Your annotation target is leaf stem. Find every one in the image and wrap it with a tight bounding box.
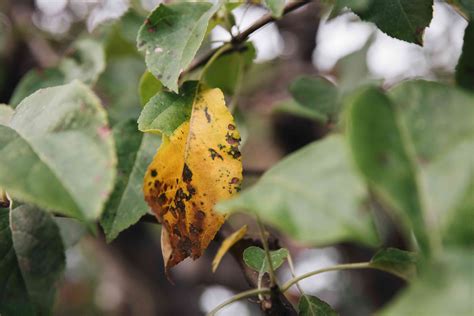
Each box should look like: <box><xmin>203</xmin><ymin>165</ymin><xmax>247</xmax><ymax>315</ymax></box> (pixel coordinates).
<box><xmin>182</xmin><ymin>0</ymin><xmax>311</xmax><ymax>77</ymax></box>
<box><xmin>198</xmin><ymin>43</ymin><xmax>233</xmax><ymax>83</ymax></box>
<box><xmin>207</xmin><ymin>287</ymin><xmax>271</xmax><ymax>316</ymax></box>
<box><xmin>280</xmin><ymin>262</ymin><xmax>372</xmax><ymax>293</ymax></box>
<box><xmin>256</xmin><ymin>215</ymin><xmax>277</xmax><ymax>286</ymax></box>
<box><xmin>287</xmin><ymin>253</ymin><xmax>305</xmax><ymax>296</ymax></box>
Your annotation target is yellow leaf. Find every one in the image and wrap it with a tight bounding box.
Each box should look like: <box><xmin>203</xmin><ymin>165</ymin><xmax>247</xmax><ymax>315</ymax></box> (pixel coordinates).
<box><xmin>212</xmin><ymin>225</ymin><xmax>248</xmax><ymax>273</ymax></box>
<box><xmin>144</xmin><ymin>87</ymin><xmax>242</xmax><ymax>271</ymax></box>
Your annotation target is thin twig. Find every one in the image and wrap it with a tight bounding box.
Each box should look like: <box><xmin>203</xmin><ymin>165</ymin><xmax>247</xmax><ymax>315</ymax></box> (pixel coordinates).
<box><xmin>207</xmin><ymin>287</ymin><xmax>271</xmax><ymax>316</ymax></box>
<box><xmin>256</xmin><ymin>215</ymin><xmax>278</xmax><ymax>286</ymax></box>
<box><xmin>182</xmin><ymin>0</ymin><xmax>312</xmax><ymax>77</ymax></box>
<box><xmin>280</xmin><ymin>262</ymin><xmax>372</xmax><ymax>293</ymax></box>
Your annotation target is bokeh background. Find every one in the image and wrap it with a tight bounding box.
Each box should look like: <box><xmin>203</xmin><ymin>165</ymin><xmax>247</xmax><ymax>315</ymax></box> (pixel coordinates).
<box><xmin>0</xmin><ymin>0</ymin><xmax>468</xmax><ymax>315</ymax></box>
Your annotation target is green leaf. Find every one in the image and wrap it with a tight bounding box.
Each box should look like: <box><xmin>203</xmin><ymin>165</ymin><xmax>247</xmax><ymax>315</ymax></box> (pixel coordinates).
<box><xmin>335</xmin><ymin>36</ymin><xmax>375</xmax><ymax>94</ymax></box>
<box><xmin>370</xmin><ymin>248</ymin><xmax>417</xmax><ymax>281</ymax></box>
<box><xmin>243</xmin><ymin>246</ymin><xmax>288</xmax><ymax>273</ymax></box>
<box><xmin>346</xmin><ymin>86</ymin><xmax>429</xmax><ymax>254</ymax></box>
<box><xmin>0</xmin><ymin>81</ymin><xmax>116</xmax><ymax>221</ymax></box>
<box><xmin>54</xmin><ymin>217</ymin><xmax>86</xmax><ymax>248</ymax></box>
<box><xmin>380</xmin><ymin>250</ymin><xmax>473</xmax><ymax>316</ymax></box>
<box><xmin>285</xmin><ymin>76</ymin><xmax>339</xmax><ymax>122</ymax></box>
<box><xmin>0</xmin><ymin>104</ymin><xmax>13</xmax><ymax>125</ymax></box>
<box><xmin>204</xmin><ymin>43</ymin><xmax>256</xmax><ymax>95</ymax></box>
<box><xmin>139</xmin><ymin>71</ymin><xmax>163</xmax><ymax>106</ymax></box>
<box><xmin>331</xmin><ymin>0</ymin><xmax>372</xmax><ymax>18</ymax></box>
<box><xmin>95</xmin><ymin>56</ymin><xmax>145</xmax><ymax>125</ymax></box>
<box><xmin>354</xmin><ymin>0</ymin><xmax>433</xmax><ymax>45</ymax></box>
<box><xmin>456</xmin><ymin>22</ymin><xmax>474</xmax><ymax>91</ymax></box>
<box><xmin>274</xmin><ymin>99</ymin><xmax>327</xmax><ymax>122</ymax></box>
<box><xmin>9</xmin><ymin>68</ymin><xmax>65</xmax><ymax>108</ymax></box>
<box><xmin>101</xmin><ymin>120</ymin><xmax>161</xmax><ymax>242</ymax></box>
<box><xmin>452</xmin><ymin>0</ymin><xmax>474</xmax><ymax>18</ymax></box>
<box><xmin>264</xmin><ymin>0</ymin><xmax>286</xmax><ymax>18</ymax></box>
<box><xmin>137</xmin><ymin>2</ymin><xmax>218</xmax><ymax>92</ymax></box>
<box><xmin>0</xmin><ymin>205</ymin><xmax>65</xmax><ymax>316</ymax></box>
<box><xmin>388</xmin><ymin>81</ymin><xmax>474</xmax><ymax>248</ymax></box>
<box><xmin>218</xmin><ymin>135</ymin><xmax>379</xmax><ymax>247</ymax></box>
<box><xmin>9</xmin><ymin>39</ymin><xmax>105</xmax><ymax>107</ymax></box>
<box><xmin>104</xmin><ymin>12</ymin><xmax>143</xmax><ymax>60</ymax></box>
<box><xmin>298</xmin><ymin>295</ymin><xmax>338</xmax><ymax>316</ymax></box>
<box><xmin>138</xmin><ymin>81</ymin><xmax>198</xmax><ymax>136</ymax></box>
<box><xmin>59</xmin><ymin>38</ymin><xmax>105</xmax><ymax>85</ymax></box>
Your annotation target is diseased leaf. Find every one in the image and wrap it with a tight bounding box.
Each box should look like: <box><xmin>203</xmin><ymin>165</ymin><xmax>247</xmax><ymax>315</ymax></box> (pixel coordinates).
<box><xmin>298</xmin><ymin>295</ymin><xmax>338</xmax><ymax>316</ymax></box>
<box><xmin>204</xmin><ymin>43</ymin><xmax>256</xmax><ymax>95</ymax></box>
<box><xmin>139</xmin><ymin>71</ymin><xmax>163</xmax><ymax>106</ymax></box>
<box><xmin>9</xmin><ymin>69</ymin><xmax>65</xmax><ymax>108</ymax></box>
<box><xmin>218</xmin><ymin>135</ymin><xmax>379</xmax><ymax>247</ymax></box>
<box><xmin>264</xmin><ymin>0</ymin><xmax>286</xmax><ymax>18</ymax></box>
<box><xmin>0</xmin><ymin>81</ymin><xmax>116</xmax><ymax>221</ymax></box>
<box><xmin>346</xmin><ymin>86</ymin><xmax>430</xmax><ymax>254</ymax></box>
<box><xmin>456</xmin><ymin>22</ymin><xmax>474</xmax><ymax>91</ymax></box>
<box><xmin>101</xmin><ymin>120</ymin><xmax>161</xmax><ymax>242</ymax></box>
<box><xmin>0</xmin><ymin>104</ymin><xmax>13</xmax><ymax>125</ymax></box>
<box><xmin>59</xmin><ymin>38</ymin><xmax>105</xmax><ymax>85</ymax></box>
<box><xmin>143</xmin><ymin>87</ymin><xmax>242</xmax><ymax>270</ymax></box>
<box><xmin>0</xmin><ymin>205</ymin><xmax>65</xmax><ymax>316</ymax></box>
<box><xmin>380</xmin><ymin>250</ymin><xmax>473</xmax><ymax>316</ymax></box>
<box><xmin>137</xmin><ymin>2</ymin><xmax>219</xmax><ymax>92</ymax></box>
<box><xmin>370</xmin><ymin>248</ymin><xmax>417</xmax><ymax>281</ymax></box>
<box><xmin>352</xmin><ymin>0</ymin><xmax>433</xmax><ymax>45</ymax></box>
<box><xmin>212</xmin><ymin>225</ymin><xmax>247</xmax><ymax>272</ymax></box>
<box><xmin>138</xmin><ymin>81</ymin><xmax>198</xmax><ymax>136</ymax></box>
<box><xmin>243</xmin><ymin>246</ymin><xmax>288</xmax><ymax>273</ymax></box>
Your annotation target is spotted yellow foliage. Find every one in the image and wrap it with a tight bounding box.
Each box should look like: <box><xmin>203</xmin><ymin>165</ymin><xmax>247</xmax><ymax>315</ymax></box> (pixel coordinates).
<box><xmin>144</xmin><ymin>87</ymin><xmax>242</xmax><ymax>271</ymax></box>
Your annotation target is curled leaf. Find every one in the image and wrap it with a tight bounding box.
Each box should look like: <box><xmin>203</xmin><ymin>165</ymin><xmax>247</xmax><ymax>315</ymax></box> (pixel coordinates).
<box><xmin>144</xmin><ymin>87</ymin><xmax>242</xmax><ymax>271</ymax></box>
<box><xmin>212</xmin><ymin>225</ymin><xmax>248</xmax><ymax>272</ymax></box>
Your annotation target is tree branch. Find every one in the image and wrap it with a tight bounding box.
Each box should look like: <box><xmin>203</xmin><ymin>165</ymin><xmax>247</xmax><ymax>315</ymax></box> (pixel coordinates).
<box><xmin>181</xmin><ymin>0</ymin><xmax>312</xmax><ymax>77</ymax></box>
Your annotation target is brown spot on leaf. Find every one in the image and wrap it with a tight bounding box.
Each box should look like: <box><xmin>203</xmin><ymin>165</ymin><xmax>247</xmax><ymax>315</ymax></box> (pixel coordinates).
<box><xmin>208</xmin><ymin>148</ymin><xmax>224</xmax><ymax>160</ymax></box>
<box><xmin>204</xmin><ymin>107</ymin><xmax>211</xmax><ymax>123</ymax></box>
<box><xmin>182</xmin><ymin>164</ymin><xmax>193</xmax><ymax>182</ymax></box>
